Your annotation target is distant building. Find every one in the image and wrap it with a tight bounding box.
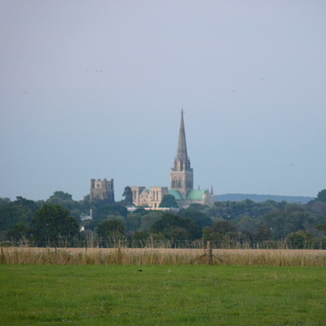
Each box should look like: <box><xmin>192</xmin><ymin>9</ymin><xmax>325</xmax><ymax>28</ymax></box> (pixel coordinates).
<box><xmin>130</xmin><ymin>111</ymin><xmax>214</xmax><ymax>209</ymax></box>
<box><xmin>80</xmin><ymin>209</ymin><xmax>93</xmax><ymax>221</ymax></box>
<box><xmin>90</xmin><ymin>178</ymin><xmax>114</xmax><ymax>202</ymax></box>
<box><xmin>130</xmin><ymin>186</ymin><xmax>169</xmax><ymax>209</ymax></box>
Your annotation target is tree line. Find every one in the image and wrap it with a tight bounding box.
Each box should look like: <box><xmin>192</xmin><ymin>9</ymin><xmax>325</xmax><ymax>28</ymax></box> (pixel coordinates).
<box><xmin>1</xmin><ymin>189</ymin><xmax>326</xmax><ymax>248</ymax></box>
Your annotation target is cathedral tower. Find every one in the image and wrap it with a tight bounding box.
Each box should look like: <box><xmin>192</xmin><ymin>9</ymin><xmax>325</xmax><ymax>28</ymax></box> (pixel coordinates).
<box><xmin>170</xmin><ymin>110</ymin><xmax>194</xmax><ymax>199</ymax></box>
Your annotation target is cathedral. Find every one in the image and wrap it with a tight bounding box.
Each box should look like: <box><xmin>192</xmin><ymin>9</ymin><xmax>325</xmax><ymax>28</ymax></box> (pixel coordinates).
<box><xmin>130</xmin><ymin>111</ymin><xmax>214</xmax><ymax>209</ymax></box>
<box><xmin>90</xmin><ymin>178</ymin><xmax>114</xmax><ymax>202</ymax></box>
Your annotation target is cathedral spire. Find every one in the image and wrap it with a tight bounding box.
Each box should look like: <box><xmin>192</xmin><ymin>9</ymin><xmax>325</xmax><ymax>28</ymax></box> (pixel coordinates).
<box><xmin>170</xmin><ymin>110</ymin><xmax>193</xmax><ymax>198</ymax></box>
<box><xmin>177</xmin><ymin>110</ymin><xmax>188</xmax><ymax>161</ymax></box>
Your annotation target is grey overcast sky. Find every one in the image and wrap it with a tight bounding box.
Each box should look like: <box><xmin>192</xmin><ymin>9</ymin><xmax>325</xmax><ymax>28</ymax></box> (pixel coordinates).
<box><xmin>1</xmin><ymin>1</ymin><xmax>326</xmax><ymax>201</ymax></box>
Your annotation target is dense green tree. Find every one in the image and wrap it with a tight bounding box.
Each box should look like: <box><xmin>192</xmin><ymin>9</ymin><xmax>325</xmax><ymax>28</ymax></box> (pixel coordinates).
<box><xmin>262</xmin><ymin>203</ymin><xmax>319</xmax><ymax>240</ymax></box>
<box><xmin>124</xmin><ymin>212</ymin><xmax>142</xmax><ymax>232</ymax></box>
<box><xmin>14</xmin><ymin>196</ymin><xmax>40</xmax><ymax>211</ymax></box>
<box><xmin>286</xmin><ymin>230</ymin><xmax>315</xmax><ymax>249</ymax></box>
<box><xmin>84</xmin><ymin>204</ymin><xmax>129</xmax><ymax>232</ymax></box>
<box><xmin>236</xmin><ymin>216</ymin><xmax>260</xmax><ymax>232</ymax></box>
<box><xmin>305</xmin><ymin>200</ymin><xmax>326</xmax><ymax>215</ymax></box>
<box><xmin>206</xmin><ymin>199</ymin><xmax>287</xmax><ymax>221</ymax></box>
<box><xmin>48</xmin><ymin>191</ymin><xmax>72</xmax><ymax>201</ymax></box>
<box><xmin>96</xmin><ymin>219</ymin><xmax>125</xmax><ymax>240</ymax></box>
<box><xmin>316</xmin><ymin>189</ymin><xmax>326</xmax><ymax>203</ymax></box>
<box><xmin>32</xmin><ymin>204</ymin><xmax>79</xmax><ymax>246</ymax></box>
<box><xmin>7</xmin><ymin>223</ymin><xmax>31</xmax><ymax>242</ymax></box>
<box><xmin>159</xmin><ymin>194</ymin><xmax>179</xmax><ymax>208</ymax></box>
<box><xmin>3</xmin><ymin>190</ymin><xmax>326</xmax><ymax>248</ymax></box>
<box><xmin>93</xmin><ymin>204</ymin><xmax>128</xmax><ymax>220</ymax></box>
<box><xmin>79</xmin><ymin>194</ymin><xmax>92</xmax><ymax>213</ymax></box>
<box><xmin>46</xmin><ymin>191</ymin><xmax>75</xmax><ymax>208</ymax></box>
<box><xmin>108</xmin><ymin>213</ymin><xmax>127</xmax><ymax>224</ymax></box>
<box><xmin>210</xmin><ymin>220</ymin><xmax>237</xmax><ymax>234</ymax></box>
<box><xmin>262</xmin><ymin>209</ymin><xmax>286</xmax><ymax>239</ymax></box>
<box><xmin>128</xmin><ymin>230</ymin><xmax>151</xmax><ymax>245</ymax></box>
<box><xmin>315</xmin><ymin>221</ymin><xmax>326</xmax><ymax>234</ymax></box>
<box><xmin>203</xmin><ymin>220</ymin><xmax>237</xmax><ymax>242</ymax></box>
<box><xmin>151</xmin><ymin>213</ymin><xmax>201</xmax><ymax>240</ymax></box>
<box><xmin>89</xmin><ymin>196</ymin><xmax>115</xmax><ymax>207</ymax></box>
<box><xmin>0</xmin><ymin>197</ymin><xmax>41</xmax><ymax>233</ymax></box>
<box><xmin>254</xmin><ymin>225</ymin><xmax>272</xmax><ymax>242</ymax></box>
<box><xmin>122</xmin><ymin>186</ymin><xmax>133</xmax><ymax>206</ymax></box>
<box><xmin>0</xmin><ymin>197</ymin><xmax>10</xmax><ymax>205</ymax></box>
<box><xmin>83</xmin><ymin>218</ymin><xmax>100</xmax><ymax>231</ymax></box>
<box><xmin>139</xmin><ymin>211</ymin><xmax>163</xmax><ymax>231</ymax></box>
<box><xmin>0</xmin><ymin>204</ymin><xmax>23</xmax><ymax>231</ymax></box>
<box><xmin>239</xmin><ymin>230</ymin><xmax>255</xmax><ymax>244</ymax></box>
<box><xmin>187</xmin><ymin>203</ymin><xmax>208</xmax><ymax>211</ymax></box>
<box><xmin>46</xmin><ymin>191</ymin><xmax>82</xmax><ymax>219</ymax></box>
<box><xmin>179</xmin><ymin>210</ymin><xmax>212</xmax><ymax>228</ymax></box>
<box><xmin>283</xmin><ymin>204</ymin><xmax>310</xmax><ymax>233</ymax></box>
<box><xmin>133</xmin><ymin>208</ymin><xmax>147</xmax><ymax>215</ymax></box>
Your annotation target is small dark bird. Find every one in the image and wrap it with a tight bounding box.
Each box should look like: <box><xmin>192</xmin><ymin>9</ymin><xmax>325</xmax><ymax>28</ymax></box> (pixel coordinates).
<box><xmin>138</xmin><ymin>269</ymin><xmax>143</xmax><ymax>272</ymax></box>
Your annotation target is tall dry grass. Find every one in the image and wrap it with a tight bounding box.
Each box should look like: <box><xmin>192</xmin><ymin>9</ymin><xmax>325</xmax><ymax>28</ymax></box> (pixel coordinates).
<box><xmin>1</xmin><ymin>247</ymin><xmax>326</xmax><ymax>266</ymax></box>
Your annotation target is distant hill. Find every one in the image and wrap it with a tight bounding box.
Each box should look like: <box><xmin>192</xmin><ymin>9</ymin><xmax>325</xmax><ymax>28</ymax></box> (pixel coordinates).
<box><xmin>214</xmin><ymin>193</ymin><xmax>314</xmax><ymax>204</ymax></box>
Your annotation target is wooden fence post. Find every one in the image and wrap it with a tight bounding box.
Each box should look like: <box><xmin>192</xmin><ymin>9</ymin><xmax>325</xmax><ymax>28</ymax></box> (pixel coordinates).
<box><xmin>207</xmin><ymin>241</ymin><xmax>213</xmax><ymax>265</ymax></box>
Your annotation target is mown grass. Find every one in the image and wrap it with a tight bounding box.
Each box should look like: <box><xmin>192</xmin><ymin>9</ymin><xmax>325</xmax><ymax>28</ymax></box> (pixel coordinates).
<box><xmin>1</xmin><ymin>264</ymin><xmax>325</xmax><ymax>325</ymax></box>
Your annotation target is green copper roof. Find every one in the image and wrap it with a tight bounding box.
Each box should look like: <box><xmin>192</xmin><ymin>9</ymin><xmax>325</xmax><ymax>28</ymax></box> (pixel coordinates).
<box><xmin>186</xmin><ymin>190</ymin><xmax>206</xmax><ymax>200</ymax></box>
<box><xmin>168</xmin><ymin>190</ymin><xmax>183</xmax><ymax>200</ymax></box>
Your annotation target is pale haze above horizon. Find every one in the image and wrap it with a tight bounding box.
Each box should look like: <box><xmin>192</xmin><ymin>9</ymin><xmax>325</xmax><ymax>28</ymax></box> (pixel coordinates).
<box><xmin>1</xmin><ymin>1</ymin><xmax>326</xmax><ymax>201</ymax></box>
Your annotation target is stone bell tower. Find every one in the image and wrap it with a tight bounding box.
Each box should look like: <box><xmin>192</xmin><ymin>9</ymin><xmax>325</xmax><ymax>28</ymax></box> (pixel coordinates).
<box><xmin>170</xmin><ymin>110</ymin><xmax>194</xmax><ymax>199</ymax></box>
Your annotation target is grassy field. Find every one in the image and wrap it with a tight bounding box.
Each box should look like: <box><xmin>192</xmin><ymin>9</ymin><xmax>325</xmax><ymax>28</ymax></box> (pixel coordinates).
<box><xmin>1</xmin><ymin>264</ymin><xmax>325</xmax><ymax>326</ymax></box>
<box><xmin>2</xmin><ymin>247</ymin><xmax>326</xmax><ymax>266</ymax></box>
